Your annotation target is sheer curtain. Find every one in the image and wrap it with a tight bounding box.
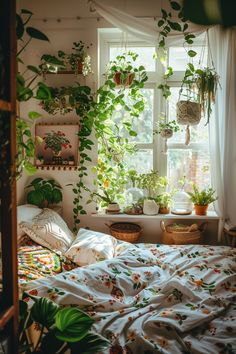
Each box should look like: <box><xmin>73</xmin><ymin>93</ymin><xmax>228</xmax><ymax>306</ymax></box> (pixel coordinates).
<box><xmin>208</xmin><ymin>26</ymin><xmax>236</xmax><ymax>238</ymax></box>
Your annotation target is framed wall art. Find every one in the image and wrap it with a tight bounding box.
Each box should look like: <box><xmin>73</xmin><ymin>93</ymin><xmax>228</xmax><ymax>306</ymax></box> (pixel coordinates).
<box><xmin>35</xmin><ymin>124</ymin><xmax>79</xmax><ymax>167</ymax></box>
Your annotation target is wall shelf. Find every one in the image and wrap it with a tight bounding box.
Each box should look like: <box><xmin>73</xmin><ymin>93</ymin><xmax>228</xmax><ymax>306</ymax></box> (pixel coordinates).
<box><xmin>91</xmin><ymin>210</ymin><xmax>220</xmax><ymax>220</ymax></box>
<box><xmin>36</xmin><ymin>165</ymin><xmax>78</xmax><ymax>171</ymax></box>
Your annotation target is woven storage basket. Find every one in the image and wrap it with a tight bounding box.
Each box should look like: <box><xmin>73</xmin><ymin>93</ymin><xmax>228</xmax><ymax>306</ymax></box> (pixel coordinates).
<box><xmin>107</xmin><ymin>222</ymin><xmax>142</xmax><ymax>243</ymax></box>
<box><xmin>161</xmin><ymin>221</ymin><xmax>206</xmax><ymax>245</ymax></box>
<box><xmin>176</xmin><ymin>100</ymin><xmax>201</xmax><ymax>126</ymax></box>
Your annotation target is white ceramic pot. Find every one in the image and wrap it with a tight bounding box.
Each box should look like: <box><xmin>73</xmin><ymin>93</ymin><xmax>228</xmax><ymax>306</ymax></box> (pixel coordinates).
<box><xmin>107</xmin><ymin>203</ymin><xmax>120</xmax><ymax>212</ymax></box>
<box><xmin>176</xmin><ymin>100</ymin><xmax>201</xmax><ymax>126</ymax></box>
<box><xmin>143</xmin><ymin>199</ymin><xmax>159</xmax><ymax>215</ymax></box>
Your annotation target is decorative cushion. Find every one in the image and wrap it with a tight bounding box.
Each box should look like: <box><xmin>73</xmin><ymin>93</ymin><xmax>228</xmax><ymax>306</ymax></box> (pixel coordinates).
<box><xmin>17</xmin><ymin>204</ymin><xmax>43</xmax><ymax>239</ymax></box>
<box><xmin>20</xmin><ymin>208</ymin><xmax>74</xmax><ymax>255</ymax></box>
<box><xmin>65</xmin><ymin>228</ymin><xmax>117</xmax><ymax>266</ymax></box>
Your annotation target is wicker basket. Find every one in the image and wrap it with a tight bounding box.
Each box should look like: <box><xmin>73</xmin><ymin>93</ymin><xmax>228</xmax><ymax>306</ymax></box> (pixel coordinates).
<box><xmin>160</xmin><ymin>221</ymin><xmax>207</xmax><ymax>245</ymax></box>
<box><xmin>106</xmin><ymin>222</ymin><xmax>142</xmax><ymax>243</ymax></box>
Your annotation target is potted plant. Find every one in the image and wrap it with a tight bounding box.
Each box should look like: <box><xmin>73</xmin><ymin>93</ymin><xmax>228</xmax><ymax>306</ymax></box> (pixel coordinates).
<box><xmin>124</xmin><ymin>202</ymin><xmax>143</xmax><ymax>215</ymax></box>
<box><xmin>40</xmin><ymin>84</ymin><xmax>93</xmax><ymax>116</ymax></box>
<box><xmin>43</xmin><ymin>130</ymin><xmax>71</xmax><ymax>158</ymax></box>
<box><xmin>194</xmin><ymin>67</ymin><xmax>220</xmax><ymax>124</ymax></box>
<box><xmin>19</xmin><ymin>296</ymin><xmax>109</xmax><ymax>353</ymax></box>
<box><xmin>126</xmin><ymin>169</ymin><xmax>144</xmax><ymax>205</ymax></box>
<box><xmin>106</xmin><ymin>51</ymin><xmax>148</xmax><ymax>87</ymax></box>
<box><xmin>156</xmin><ymin>192</ymin><xmax>173</xmax><ymax>214</ymax></box>
<box><xmin>187</xmin><ymin>184</ymin><xmax>217</xmax><ymax>215</ymax></box>
<box><xmin>25</xmin><ymin>177</ymin><xmax>63</xmax><ymax>208</ymax></box>
<box><xmin>90</xmin><ymin>190</ymin><xmax>120</xmax><ymax>213</ymax></box>
<box><xmin>154</xmin><ymin>114</ymin><xmax>180</xmax><ymax>139</ymax></box>
<box><xmin>137</xmin><ymin>171</ymin><xmax>168</xmax><ymax>215</ymax></box>
<box><xmin>58</xmin><ymin>41</ymin><xmax>92</xmax><ymax>76</ymax></box>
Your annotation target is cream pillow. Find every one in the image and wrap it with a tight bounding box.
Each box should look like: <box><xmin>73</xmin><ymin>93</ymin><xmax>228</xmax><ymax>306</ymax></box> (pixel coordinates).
<box><xmin>65</xmin><ymin>228</ymin><xmax>117</xmax><ymax>266</ymax></box>
<box><xmin>17</xmin><ymin>204</ymin><xmax>43</xmax><ymax>239</ymax></box>
<box><xmin>20</xmin><ymin>208</ymin><xmax>74</xmax><ymax>255</ymax></box>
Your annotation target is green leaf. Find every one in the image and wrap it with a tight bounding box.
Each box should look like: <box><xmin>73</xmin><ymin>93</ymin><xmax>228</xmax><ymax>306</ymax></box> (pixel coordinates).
<box><xmin>168</xmin><ymin>21</ymin><xmax>182</xmax><ymax>32</ymax></box>
<box><xmin>26</xmin><ymin>27</ymin><xmax>49</xmax><ymax>41</ymax></box>
<box><xmin>69</xmin><ymin>333</ymin><xmax>110</xmax><ymax>354</ymax></box>
<box><xmin>54</xmin><ymin>307</ymin><xmax>94</xmax><ymax>343</ymax></box>
<box><xmin>27</xmin><ymin>190</ymin><xmax>45</xmax><ymax>207</ymax></box>
<box><xmin>188</xmin><ymin>50</ymin><xmax>197</xmax><ymax>57</ymax></box>
<box><xmin>170</xmin><ymin>1</ymin><xmax>181</xmax><ymax>10</ymax></box>
<box><xmin>36</xmin><ymin>82</ymin><xmax>52</xmax><ymax>100</ymax></box>
<box><xmin>40</xmin><ymin>331</ymin><xmax>64</xmax><ymax>354</ymax></box>
<box><xmin>158</xmin><ymin>19</ymin><xmax>164</xmax><ymax>27</ymax></box>
<box><xmin>21</xmin><ymin>9</ymin><xmax>33</xmax><ymax>15</ymax></box>
<box><xmin>16</xmin><ymin>14</ymin><xmax>25</xmax><ymax>40</ymax></box>
<box><xmin>24</xmin><ymin>162</ymin><xmax>37</xmax><ymax>175</ymax></box>
<box><xmin>129</xmin><ymin>130</ymin><xmax>137</xmax><ymax>137</ymax></box>
<box><xmin>52</xmin><ymin>189</ymin><xmax>63</xmax><ymax>204</ymax></box>
<box><xmin>28</xmin><ymin>111</ymin><xmax>42</xmax><ymax>119</ymax></box>
<box><xmin>31</xmin><ymin>297</ymin><xmax>59</xmax><ymax>328</ymax></box>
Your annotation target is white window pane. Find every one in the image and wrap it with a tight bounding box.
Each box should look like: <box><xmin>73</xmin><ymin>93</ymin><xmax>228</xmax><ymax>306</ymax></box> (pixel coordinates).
<box><xmin>109</xmin><ymin>46</ymin><xmax>156</xmax><ymax>71</ymax></box>
<box><xmin>124</xmin><ymin>149</ymin><xmax>153</xmax><ymax>173</ymax></box>
<box><xmin>167</xmin><ymin>148</ymin><xmax>211</xmax><ymax>190</ymax></box>
<box><xmin>169</xmin><ymin>47</ymin><xmax>207</xmax><ymax>71</ymax></box>
<box><xmin>168</xmin><ymin>87</ymin><xmax>209</xmax><ymax>143</ymax></box>
<box><xmin>112</xmin><ymin>89</ymin><xmax>154</xmax><ymax>143</ymax></box>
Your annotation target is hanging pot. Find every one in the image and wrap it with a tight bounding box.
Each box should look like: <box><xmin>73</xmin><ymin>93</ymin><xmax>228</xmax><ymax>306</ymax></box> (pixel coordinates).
<box><xmin>160</xmin><ymin>128</ymin><xmax>173</xmax><ymax>139</ymax></box>
<box><xmin>176</xmin><ymin>100</ymin><xmax>201</xmax><ymax>126</ymax></box>
<box><xmin>113</xmin><ymin>72</ymin><xmax>134</xmax><ymax>86</ymax></box>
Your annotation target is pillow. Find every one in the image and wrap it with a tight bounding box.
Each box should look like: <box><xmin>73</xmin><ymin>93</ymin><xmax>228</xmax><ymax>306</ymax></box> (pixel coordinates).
<box><xmin>17</xmin><ymin>204</ymin><xmax>43</xmax><ymax>239</ymax></box>
<box><xmin>65</xmin><ymin>228</ymin><xmax>117</xmax><ymax>266</ymax></box>
<box><xmin>20</xmin><ymin>208</ymin><xmax>74</xmax><ymax>255</ymax></box>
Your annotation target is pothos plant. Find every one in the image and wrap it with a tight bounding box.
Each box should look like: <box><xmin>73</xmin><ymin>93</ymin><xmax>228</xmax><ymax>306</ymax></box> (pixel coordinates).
<box><xmin>71</xmin><ymin>52</ymin><xmax>148</xmax><ymax>229</ymax></box>
<box><xmin>157</xmin><ymin>0</ymin><xmax>198</xmax><ymax>99</ymax></box>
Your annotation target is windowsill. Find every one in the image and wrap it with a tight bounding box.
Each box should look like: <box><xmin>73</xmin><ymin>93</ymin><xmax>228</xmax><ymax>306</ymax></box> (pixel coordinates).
<box><xmin>91</xmin><ymin>210</ymin><xmax>219</xmax><ymax>220</ymax></box>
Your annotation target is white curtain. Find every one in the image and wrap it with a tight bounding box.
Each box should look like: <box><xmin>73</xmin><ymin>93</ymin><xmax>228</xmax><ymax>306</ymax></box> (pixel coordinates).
<box><xmin>89</xmin><ymin>0</ymin><xmax>206</xmax><ymax>44</ymax></box>
<box><xmin>208</xmin><ymin>26</ymin><xmax>236</xmax><ymax>237</ymax></box>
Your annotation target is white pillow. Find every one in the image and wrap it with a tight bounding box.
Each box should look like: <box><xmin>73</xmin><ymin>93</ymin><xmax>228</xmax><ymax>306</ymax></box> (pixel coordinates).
<box><xmin>17</xmin><ymin>204</ymin><xmax>43</xmax><ymax>239</ymax></box>
<box><xmin>20</xmin><ymin>208</ymin><xmax>74</xmax><ymax>255</ymax></box>
<box><xmin>65</xmin><ymin>228</ymin><xmax>117</xmax><ymax>266</ymax></box>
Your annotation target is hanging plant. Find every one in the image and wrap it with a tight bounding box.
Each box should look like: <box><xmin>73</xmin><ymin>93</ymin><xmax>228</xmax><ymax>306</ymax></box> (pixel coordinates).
<box><xmin>105</xmin><ymin>51</ymin><xmax>148</xmax><ymax>87</ymax></box>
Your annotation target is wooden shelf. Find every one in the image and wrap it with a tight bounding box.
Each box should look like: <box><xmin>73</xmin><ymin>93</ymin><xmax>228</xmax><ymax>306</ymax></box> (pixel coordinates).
<box><xmin>92</xmin><ymin>211</ymin><xmax>220</xmax><ymax>220</ymax></box>
<box><xmin>36</xmin><ymin>165</ymin><xmax>78</xmax><ymax>171</ymax></box>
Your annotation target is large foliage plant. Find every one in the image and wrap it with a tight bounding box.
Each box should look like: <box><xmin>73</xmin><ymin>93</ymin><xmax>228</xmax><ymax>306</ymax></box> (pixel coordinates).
<box><xmin>19</xmin><ymin>295</ymin><xmax>109</xmax><ymax>354</ymax></box>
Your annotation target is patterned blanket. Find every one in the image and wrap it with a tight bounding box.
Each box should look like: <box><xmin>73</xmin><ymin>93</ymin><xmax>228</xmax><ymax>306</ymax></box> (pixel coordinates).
<box><xmin>23</xmin><ymin>243</ymin><xmax>236</xmax><ymax>353</ymax></box>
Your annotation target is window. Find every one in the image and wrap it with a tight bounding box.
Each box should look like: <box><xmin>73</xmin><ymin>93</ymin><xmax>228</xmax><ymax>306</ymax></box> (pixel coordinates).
<box><xmin>99</xmin><ymin>29</ymin><xmax>211</xmax><ymax>189</ymax></box>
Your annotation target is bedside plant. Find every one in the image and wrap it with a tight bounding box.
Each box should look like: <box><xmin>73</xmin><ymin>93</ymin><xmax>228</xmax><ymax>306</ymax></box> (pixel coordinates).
<box><xmin>156</xmin><ymin>192</ymin><xmax>173</xmax><ymax>214</ymax></box>
<box><xmin>26</xmin><ymin>178</ymin><xmax>63</xmax><ymax>208</ymax></box>
<box><xmin>19</xmin><ymin>296</ymin><xmax>109</xmax><ymax>354</ymax></box>
<box><xmin>187</xmin><ymin>184</ymin><xmax>217</xmax><ymax>215</ymax></box>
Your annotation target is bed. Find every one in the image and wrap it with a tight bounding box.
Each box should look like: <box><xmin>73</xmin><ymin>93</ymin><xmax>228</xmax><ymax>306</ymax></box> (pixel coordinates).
<box><xmin>23</xmin><ymin>241</ymin><xmax>236</xmax><ymax>354</ymax></box>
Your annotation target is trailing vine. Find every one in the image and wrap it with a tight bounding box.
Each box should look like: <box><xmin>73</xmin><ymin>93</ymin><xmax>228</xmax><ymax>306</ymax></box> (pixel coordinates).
<box><xmin>71</xmin><ymin>52</ymin><xmax>148</xmax><ymax>230</ymax></box>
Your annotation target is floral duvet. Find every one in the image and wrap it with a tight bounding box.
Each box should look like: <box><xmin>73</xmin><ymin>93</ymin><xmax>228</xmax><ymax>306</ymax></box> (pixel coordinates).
<box><xmin>24</xmin><ymin>243</ymin><xmax>236</xmax><ymax>354</ymax></box>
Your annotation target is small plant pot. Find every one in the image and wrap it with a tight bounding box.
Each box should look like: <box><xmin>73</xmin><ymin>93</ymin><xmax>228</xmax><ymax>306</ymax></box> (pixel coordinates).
<box><xmin>160</xmin><ymin>129</ymin><xmax>173</xmax><ymax>139</ymax></box>
<box><xmin>194</xmin><ymin>204</ymin><xmax>208</xmax><ymax>216</ymax></box>
<box><xmin>176</xmin><ymin>101</ymin><xmax>201</xmax><ymax>126</ymax></box>
<box><xmin>77</xmin><ymin>61</ymin><xmax>83</xmax><ymax>74</ymax></box>
<box><xmin>106</xmin><ymin>203</ymin><xmax>120</xmax><ymax>213</ymax></box>
<box><xmin>113</xmin><ymin>72</ymin><xmax>134</xmax><ymax>86</ymax></box>
<box><xmin>68</xmin><ymin>160</ymin><xmax>74</xmax><ymax>166</ymax></box>
<box><xmin>143</xmin><ymin>200</ymin><xmax>159</xmax><ymax>215</ymax></box>
<box><xmin>159</xmin><ymin>207</ymin><xmax>170</xmax><ymax>214</ymax></box>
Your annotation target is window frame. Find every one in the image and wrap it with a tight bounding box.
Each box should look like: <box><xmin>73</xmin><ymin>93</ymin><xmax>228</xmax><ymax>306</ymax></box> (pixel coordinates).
<box><xmin>98</xmin><ymin>28</ymin><xmax>210</xmax><ymax>183</ymax></box>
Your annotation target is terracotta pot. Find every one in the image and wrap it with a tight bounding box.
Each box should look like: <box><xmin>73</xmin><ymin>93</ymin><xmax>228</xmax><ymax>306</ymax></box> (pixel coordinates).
<box><xmin>77</xmin><ymin>61</ymin><xmax>83</xmax><ymax>74</ymax></box>
<box><xmin>113</xmin><ymin>72</ymin><xmax>134</xmax><ymax>86</ymax></box>
<box><xmin>176</xmin><ymin>100</ymin><xmax>201</xmax><ymax>126</ymax></box>
<box><xmin>194</xmin><ymin>204</ymin><xmax>208</xmax><ymax>215</ymax></box>
<box><xmin>159</xmin><ymin>207</ymin><xmax>170</xmax><ymax>214</ymax></box>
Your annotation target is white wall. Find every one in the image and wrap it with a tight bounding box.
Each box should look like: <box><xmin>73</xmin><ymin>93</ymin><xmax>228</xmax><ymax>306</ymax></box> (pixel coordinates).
<box><xmin>17</xmin><ymin>0</ymin><xmax>219</xmax><ymax>243</ymax></box>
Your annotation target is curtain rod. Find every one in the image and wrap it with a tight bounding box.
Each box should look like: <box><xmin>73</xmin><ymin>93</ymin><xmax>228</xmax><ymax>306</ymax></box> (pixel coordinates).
<box><xmin>33</xmin><ymin>15</ymin><xmax>158</xmax><ymax>23</ymax></box>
